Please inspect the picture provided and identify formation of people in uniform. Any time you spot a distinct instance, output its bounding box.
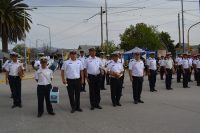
[2,48,200,118]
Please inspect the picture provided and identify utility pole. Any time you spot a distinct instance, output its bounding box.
[105,0,109,53]
[178,13,181,47]
[101,6,104,48]
[181,0,185,53]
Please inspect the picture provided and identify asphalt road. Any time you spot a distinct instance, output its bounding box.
[0,71,200,133]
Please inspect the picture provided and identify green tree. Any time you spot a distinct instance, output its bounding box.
[101,40,117,54]
[119,23,163,51]
[0,0,32,52]
[159,31,175,56]
[12,44,25,56]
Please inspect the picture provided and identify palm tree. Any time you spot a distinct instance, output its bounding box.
[0,0,32,52]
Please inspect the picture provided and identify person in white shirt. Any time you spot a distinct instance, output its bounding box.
[175,54,183,83]
[5,52,24,108]
[193,55,198,81]
[78,50,86,92]
[164,53,174,90]
[118,52,125,88]
[188,54,193,82]
[100,52,107,90]
[129,51,145,104]
[105,55,111,85]
[181,53,190,88]
[84,48,103,110]
[35,57,55,117]
[158,56,165,80]
[194,54,200,86]
[147,52,158,92]
[107,52,124,107]
[61,50,84,113]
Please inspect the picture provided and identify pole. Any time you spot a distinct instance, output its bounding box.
[105,0,109,53]
[181,0,185,53]
[49,28,52,51]
[101,6,104,48]
[187,21,200,49]
[24,9,27,71]
[178,13,181,47]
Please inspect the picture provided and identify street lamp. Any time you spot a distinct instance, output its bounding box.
[22,7,37,71]
[37,24,52,52]
[187,21,200,51]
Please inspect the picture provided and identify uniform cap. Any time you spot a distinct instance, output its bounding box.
[10,52,18,56]
[40,56,48,62]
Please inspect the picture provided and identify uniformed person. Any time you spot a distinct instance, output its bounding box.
[164,53,174,90]
[118,52,125,88]
[61,50,84,113]
[107,52,124,107]
[35,57,55,117]
[5,52,24,108]
[188,54,193,82]
[78,50,86,92]
[181,53,190,88]
[194,54,200,86]
[147,52,158,92]
[100,52,107,90]
[84,48,103,110]
[158,56,165,80]
[175,54,183,83]
[129,51,145,104]
[193,55,198,81]
[105,54,111,85]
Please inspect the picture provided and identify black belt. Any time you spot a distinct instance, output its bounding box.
[8,75,20,78]
[67,78,80,81]
[88,74,100,77]
[38,84,51,87]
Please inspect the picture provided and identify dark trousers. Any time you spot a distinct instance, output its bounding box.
[37,84,53,114]
[8,76,14,97]
[88,74,101,107]
[149,70,157,91]
[8,76,21,106]
[197,69,200,86]
[67,78,81,110]
[165,69,173,89]
[177,65,182,82]
[160,66,165,80]
[183,69,189,87]
[189,68,192,81]
[106,73,110,85]
[194,70,197,81]
[110,77,122,105]
[100,72,106,90]
[132,76,143,102]
[80,75,86,91]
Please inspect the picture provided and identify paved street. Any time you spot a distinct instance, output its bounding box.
[0,71,200,133]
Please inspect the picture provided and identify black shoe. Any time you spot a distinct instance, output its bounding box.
[138,100,144,103]
[18,104,22,108]
[48,112,56,115]
[113,104,116,107]
[90,107,95,110]
[134,101,138,104]
[11,105,17,109]
[122,86,124,88]
[71,109,76,113]
[76,108,83,112]
[153,89,158,92]
[95,105,102,109]
[37,113,43,118]
[169,88,173,90]
[116,103,122,106]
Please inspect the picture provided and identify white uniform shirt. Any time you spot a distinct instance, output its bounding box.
[100,58,106,68]
[129,59,145,77]
[193,59,198,65]
[62,59,84,79]
[84,56,102,75]
[196,59,200,68]
[78,56,86,65]
[176,57,182,66]
[158,59,165,67]
[35,68,53,85]
[147,58,157,70]
[2,60,11,69]
[118,58,124,65]
[165,58,174,69]
[34,60,41,69]
[107,61,124,74]
[188,58,193,67]
[5,61,24,76]
[181,58,189,69]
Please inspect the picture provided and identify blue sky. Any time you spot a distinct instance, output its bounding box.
[6,0,200,49]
